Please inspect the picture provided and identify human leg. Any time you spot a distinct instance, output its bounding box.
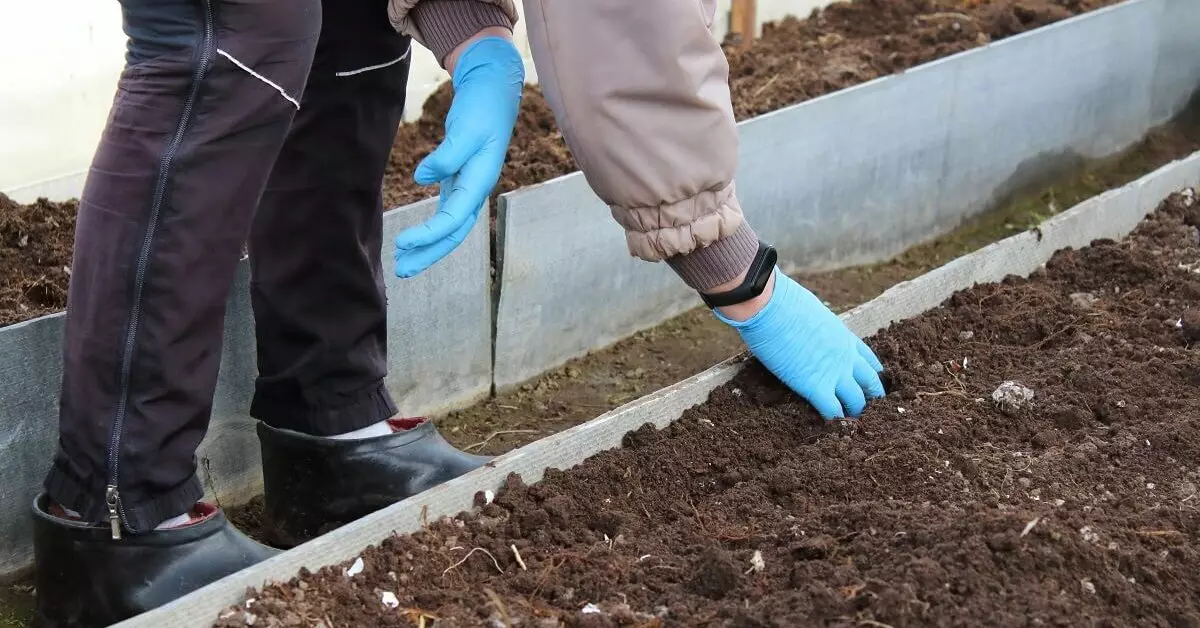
[35,0,320,624]
[247,0,487,548]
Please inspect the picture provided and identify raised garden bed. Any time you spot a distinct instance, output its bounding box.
[0,0,1121,329]
[217,189,1200,627]
[382,0,1121,208]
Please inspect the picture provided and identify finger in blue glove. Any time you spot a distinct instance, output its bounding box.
[394,176,485,278]
[715,269,886,419]
[394,36,524,278]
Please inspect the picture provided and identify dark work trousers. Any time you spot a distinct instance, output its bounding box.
[44,0,412,533]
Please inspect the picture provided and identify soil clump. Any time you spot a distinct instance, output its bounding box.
[217,192,1200,626]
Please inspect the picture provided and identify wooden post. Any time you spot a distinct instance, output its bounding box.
[730,0,757,50]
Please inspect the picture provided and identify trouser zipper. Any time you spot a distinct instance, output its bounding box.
[104,0,215,540]
[106,486,122,540]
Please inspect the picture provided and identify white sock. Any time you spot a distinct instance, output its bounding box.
[329,420,393,440]
[156,512,195,530]
[58,506,193,529]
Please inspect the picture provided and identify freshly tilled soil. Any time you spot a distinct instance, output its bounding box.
[0,195,76,327]
[216,192,1200,627]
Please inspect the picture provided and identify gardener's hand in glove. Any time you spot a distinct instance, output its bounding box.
[713,269,886,419]
[394,31,524,278]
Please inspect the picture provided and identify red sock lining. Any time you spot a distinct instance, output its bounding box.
[387,417,427,431]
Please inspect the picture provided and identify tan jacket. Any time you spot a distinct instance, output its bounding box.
[392,0,758,290]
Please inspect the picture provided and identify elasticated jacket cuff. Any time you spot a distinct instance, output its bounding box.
[409,0,514,66]
[666,222,761,291]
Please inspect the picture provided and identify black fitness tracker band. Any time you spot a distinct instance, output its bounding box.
[699,241,778,309]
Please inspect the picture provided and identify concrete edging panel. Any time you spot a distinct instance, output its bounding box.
[116,150,1200,628]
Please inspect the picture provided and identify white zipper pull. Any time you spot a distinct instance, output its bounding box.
[105,485,122,540]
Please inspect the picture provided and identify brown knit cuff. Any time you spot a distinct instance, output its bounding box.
[666,222,761,291]
[409,0,514,67]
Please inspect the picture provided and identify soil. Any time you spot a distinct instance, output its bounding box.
[217,190,1200,627]
[0,584,33,628]
[0,195,76,327]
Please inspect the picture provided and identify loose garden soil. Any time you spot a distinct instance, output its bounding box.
[218,190,1200,627]
[0,195,75,327]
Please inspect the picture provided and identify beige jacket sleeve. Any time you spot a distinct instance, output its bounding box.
[523,0,758,290]
[391,0,758,290]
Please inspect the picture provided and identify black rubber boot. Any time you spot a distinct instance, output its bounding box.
[257,418,491,547]
[30,494,278,628]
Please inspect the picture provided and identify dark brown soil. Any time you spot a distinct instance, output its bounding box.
[217,190,1200,627]
[382,0,1121,208]
[0,195,76,327]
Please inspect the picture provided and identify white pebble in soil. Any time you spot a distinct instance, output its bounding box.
[991,381,1034,415]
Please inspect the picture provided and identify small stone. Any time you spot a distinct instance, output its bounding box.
[1081,580,1096,595]
[1181,308,1200,342]
[791,535,834,560]
[959,330,975,341]
[1018,477,1032,488]
[992,381,1034,415]
[747,550,765,574]
[1070,292,1099,310]
[987,533,1017,552]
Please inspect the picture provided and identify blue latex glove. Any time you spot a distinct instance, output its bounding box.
[716,269,886,419]
[394,36,524,278]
